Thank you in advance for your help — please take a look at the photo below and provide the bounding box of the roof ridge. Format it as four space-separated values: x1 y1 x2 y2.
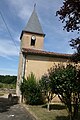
22 48 72 57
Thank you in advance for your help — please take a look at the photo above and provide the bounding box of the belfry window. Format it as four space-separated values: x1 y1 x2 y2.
31 35 36 46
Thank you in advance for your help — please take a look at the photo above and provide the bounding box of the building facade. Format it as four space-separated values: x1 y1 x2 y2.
16 8 78 100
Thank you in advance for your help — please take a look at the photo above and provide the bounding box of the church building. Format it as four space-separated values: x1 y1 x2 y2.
16 8 72 98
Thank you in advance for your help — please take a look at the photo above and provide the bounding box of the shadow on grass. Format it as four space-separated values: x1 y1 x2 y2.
0 97 18 113
76 111 80 120
56 109 80 120
56 116 69 120
42 104 66 110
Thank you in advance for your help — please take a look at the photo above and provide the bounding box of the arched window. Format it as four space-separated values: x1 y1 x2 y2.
31 35 36 46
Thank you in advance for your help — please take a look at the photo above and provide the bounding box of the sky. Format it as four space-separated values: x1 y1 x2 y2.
0 0 78 76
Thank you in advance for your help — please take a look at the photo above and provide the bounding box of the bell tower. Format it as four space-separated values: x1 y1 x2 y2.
16 7 45 100
20 8 45 50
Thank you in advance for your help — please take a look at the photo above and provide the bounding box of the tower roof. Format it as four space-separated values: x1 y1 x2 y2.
23 9 45 36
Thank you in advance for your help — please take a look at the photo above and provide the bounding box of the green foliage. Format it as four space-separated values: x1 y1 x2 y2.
0 75 17 84
0 83 16 89
39 74 54 102
70 37 80 63
39 74 55 111
39 75 51 92
0 83 3 88
56 0 80 63
48 64 80 119
56 0 80 32
49 64 77 94
20 73 43 105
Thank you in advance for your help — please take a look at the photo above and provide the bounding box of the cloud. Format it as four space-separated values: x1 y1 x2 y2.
1 0 77 56
0 38 19 58
7 0 32 20
44 39 74 54
6 0 63 21
0 68 17 75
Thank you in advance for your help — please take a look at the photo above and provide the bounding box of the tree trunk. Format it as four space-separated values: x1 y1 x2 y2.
47 102 50 111
47 92 50 111
73 97 79 119
68 102 73 120
69 112 73 120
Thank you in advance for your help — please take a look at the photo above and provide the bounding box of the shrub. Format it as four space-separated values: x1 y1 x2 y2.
0 83 3 88
20 73 44 105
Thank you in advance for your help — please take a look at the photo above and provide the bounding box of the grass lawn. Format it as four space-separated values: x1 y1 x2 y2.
27 103 69 120
0 93 4 96
0 83 16 96
25 103 80 120
0 83 16 89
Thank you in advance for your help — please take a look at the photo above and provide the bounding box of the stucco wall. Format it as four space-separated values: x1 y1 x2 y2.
25 55 68 80
21 33 44 50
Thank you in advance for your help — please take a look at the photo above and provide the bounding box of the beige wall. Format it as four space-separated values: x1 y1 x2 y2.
16 52 23 96
17 53 80 97
25 55 69 80
21 33 44 50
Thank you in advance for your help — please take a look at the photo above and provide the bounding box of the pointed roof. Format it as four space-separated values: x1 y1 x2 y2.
23 9 45 36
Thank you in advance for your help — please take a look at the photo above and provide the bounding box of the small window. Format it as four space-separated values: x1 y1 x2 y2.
31 36 36 46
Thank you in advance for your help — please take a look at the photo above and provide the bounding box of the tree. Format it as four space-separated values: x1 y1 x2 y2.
56 0 80 32
56 0 80 62
48 64 80 120
70 37 80 63
0 75 17 84
20 73 43 105
39 74 56 111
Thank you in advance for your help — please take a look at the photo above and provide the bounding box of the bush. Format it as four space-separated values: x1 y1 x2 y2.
0 83 3 88
20 73 44 105
0 75 17 84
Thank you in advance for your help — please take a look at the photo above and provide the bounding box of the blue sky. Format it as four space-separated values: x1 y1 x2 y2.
0 0 78 75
